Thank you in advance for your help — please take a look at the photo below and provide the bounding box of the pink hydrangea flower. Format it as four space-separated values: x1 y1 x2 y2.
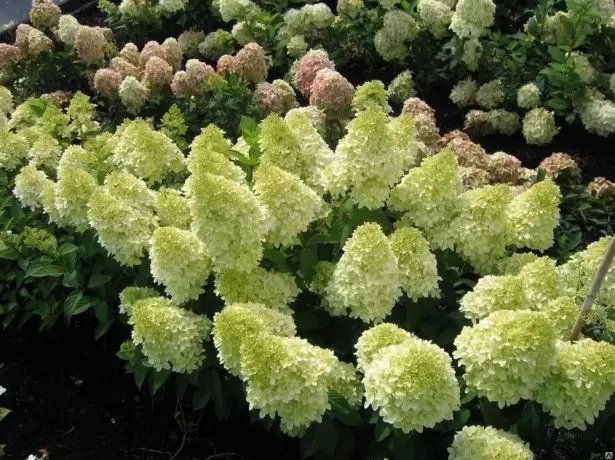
293 49 334 96
94 68 123 99
309 68 354 118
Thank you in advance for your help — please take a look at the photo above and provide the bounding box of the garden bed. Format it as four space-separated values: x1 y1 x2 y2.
0 0 614 459
0 320 298 459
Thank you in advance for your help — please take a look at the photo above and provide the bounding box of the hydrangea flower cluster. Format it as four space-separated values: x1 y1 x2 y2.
326 106 405 208
450 78 478 107
282 3 335 37
230 42 268 83
454 310 558 407
522 108 559 145
460 275 527 320
351 80 390 113
119 286 160 316
358 327 460 433
309 69 354 118
292 50 335 97
373 10 420 61
94 69 123 100
258 113 320 184
389 149 462 239
390 226 440 301
155 187 191 229
448 425 534 460
74 26 110 64
240 333 339 436
506 178 561 251
475 80 504 109
199 29 235 60
450 0 495 38
517 83 542 110
579 96 615 137
387 71 416 104
30 0 61 31
538 152 581 180
451 184 513 271
587 177 615 198
186 169 269 272
149 227 212 304
536 339 615 430
129 296 212 373
253 163 326 247
119 77 149 115
417 0 453 38
253 80 298 115
325 223 401 322
212 302 296 376
111 119 185 185
87 172 157 266
214 266 300 312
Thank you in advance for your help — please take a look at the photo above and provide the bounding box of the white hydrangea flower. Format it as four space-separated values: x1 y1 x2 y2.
536 339 615 430
390 226 440 301
130 297 212 373
214 265 300 313
363 337 460 433
450 0 496 38
454 310 557 407
449 425 534 460
253 163 326 247
212 302 296 376
522 108 558 145
325 223 402 323
149 227 212 304
517 83 541 109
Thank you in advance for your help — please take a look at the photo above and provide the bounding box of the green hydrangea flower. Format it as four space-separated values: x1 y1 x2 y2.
454 310 557 407
129 297 212 373
325 223 401 323
448 425 533 460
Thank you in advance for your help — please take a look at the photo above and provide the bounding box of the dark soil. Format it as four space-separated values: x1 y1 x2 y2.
0 320 298 460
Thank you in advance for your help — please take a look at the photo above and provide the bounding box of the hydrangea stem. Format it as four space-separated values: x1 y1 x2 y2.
570 235 615 341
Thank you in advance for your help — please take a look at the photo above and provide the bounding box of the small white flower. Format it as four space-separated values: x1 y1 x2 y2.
0 385 6 396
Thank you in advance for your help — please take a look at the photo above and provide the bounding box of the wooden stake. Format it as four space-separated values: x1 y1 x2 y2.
570 236 615 341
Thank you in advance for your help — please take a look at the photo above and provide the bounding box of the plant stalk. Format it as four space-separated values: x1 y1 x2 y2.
569 235 615 341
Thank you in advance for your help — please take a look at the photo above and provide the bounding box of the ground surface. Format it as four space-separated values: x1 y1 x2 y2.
0 320 298 460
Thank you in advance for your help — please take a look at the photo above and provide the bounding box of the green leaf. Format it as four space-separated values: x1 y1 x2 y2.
60 249 77 272
64 290 83 316
374 417 392 442
299 247 318 283
300 425 320 459
94 302 113 340
546 98 569 112
263 248 289 271
25 263 65 278
88 273 112 289
548 46 566 63
28 98 47 117
526 17 538 36
62 270 82 288
0 408 10 423
151 368 171 394
192 387 210 410
305 233 337 246
330 390 363 426
57 242 79 256
317 416 337 457
208 369 224 408
449 409 471 431
133 365 149 389
240 116 260 148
